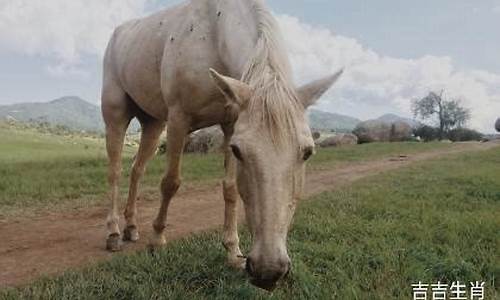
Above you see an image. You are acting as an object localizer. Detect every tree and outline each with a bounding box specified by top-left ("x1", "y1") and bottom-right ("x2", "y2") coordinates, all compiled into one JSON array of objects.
[{"x1": 412, "y1": 91, "x2": 470, "y2": 140}]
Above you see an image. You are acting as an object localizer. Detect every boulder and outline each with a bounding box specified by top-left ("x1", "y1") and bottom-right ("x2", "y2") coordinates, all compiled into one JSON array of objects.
[
  {"x1": 319, "y1": 133, "x2": 358, "y2": 147},
  {"x1": 184, "y1": 126, "x2": 224, "y2": 154},
  {"x1": 390, "y1": 121, "x2": 413, "y2": 142},
  {"x1": 353, "y1": 120, "x2": 412, "y2": 143}
]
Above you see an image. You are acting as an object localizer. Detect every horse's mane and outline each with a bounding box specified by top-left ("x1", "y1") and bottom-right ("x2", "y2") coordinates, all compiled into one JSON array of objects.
[{"x1": 241, "y1": 0, "x2": 304, "y2": 146}]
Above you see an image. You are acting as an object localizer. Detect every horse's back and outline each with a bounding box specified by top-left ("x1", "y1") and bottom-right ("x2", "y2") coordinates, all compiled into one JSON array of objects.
[
  {"x1": 103, "y1": 3, "x2": 191, "y2": 120},
  {"x1": 102, "y1": 0, "x2": 258, "y2": 127}
]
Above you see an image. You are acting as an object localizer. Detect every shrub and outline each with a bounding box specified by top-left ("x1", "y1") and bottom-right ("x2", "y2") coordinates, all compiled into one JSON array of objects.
[
  {"x1": 312, "y1": 131, "x2": 321, "y2": 140},
  {"x1": 414, "y1": 125, "x2": 483, "y2": 142},
  {"x1": 447, "y1": 128, "x2": 483, "y2": 142},
  {"x1": 413, "y1": 125, "x2": 440, "y2": 142}
]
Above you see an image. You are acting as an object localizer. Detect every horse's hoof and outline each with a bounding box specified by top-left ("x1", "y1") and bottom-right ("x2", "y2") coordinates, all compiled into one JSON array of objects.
[
  {"x1": 123, "y1": 225, "x2": 139, "y2": 242},
  {"x1": 106, "y1": 233, "x2": 122, "y2": 252},
  {"x1": 148, "y1": 232, "x2": 166, "y2": 250},
  {"x1": 228, "y1": 255, "x2": 246, "y2": 270}
]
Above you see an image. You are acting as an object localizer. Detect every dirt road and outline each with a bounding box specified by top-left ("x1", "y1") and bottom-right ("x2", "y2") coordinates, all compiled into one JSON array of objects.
[{"x1": 0, "y1": 142, "x2": 496, "y2": 287}]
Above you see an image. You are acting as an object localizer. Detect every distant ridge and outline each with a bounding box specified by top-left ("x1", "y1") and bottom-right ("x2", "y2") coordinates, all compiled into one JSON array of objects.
[
  {"x1": 307, "y1": 109, "x2": 361, "y2": 132},
  {"x1": 0, "y1": 96, "x2": 104, "y2": 132},
  {"x1": 0, "y1": 97, "x2": 417, "y2": 134},
  {"x1": 1, "y1": 99, "x2": 363, "y2": 133}
]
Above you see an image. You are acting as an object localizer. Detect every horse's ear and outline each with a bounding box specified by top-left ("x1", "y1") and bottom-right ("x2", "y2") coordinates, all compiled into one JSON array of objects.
[
  {"x1": 209, "y1": 68, "x2": 251, "y2": 107},
  {"x1": 297, "y1": 69, "x2": 343, "y2": 109}
]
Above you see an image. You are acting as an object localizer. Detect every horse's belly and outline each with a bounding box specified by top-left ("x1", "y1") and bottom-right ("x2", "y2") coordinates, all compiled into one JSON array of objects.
[
  {"x1": 117, "y1": 53, "x2": 169, "y2": 120},
  {"x1": 130, "y1": 91, "x2": 168, "y2": 121}
]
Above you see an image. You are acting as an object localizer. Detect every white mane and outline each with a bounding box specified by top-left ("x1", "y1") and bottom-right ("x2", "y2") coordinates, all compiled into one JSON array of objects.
[{"x1": 241, "y1": 0, "x2": 304, "y2": 146}]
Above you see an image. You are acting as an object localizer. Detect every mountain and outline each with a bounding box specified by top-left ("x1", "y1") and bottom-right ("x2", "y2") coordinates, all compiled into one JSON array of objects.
[
  {"x1": 307, "y1": 109, "x2": 361, "y2": 132},
  {"x1": 376, "y1": 113, "x2": 420, "y2": 128},
  {"x1": 0, "y1": 98, "x2": 385, "y2": 134},
  {"x1": 0, "y1": 96, "x2": 105, "y2": 132}
]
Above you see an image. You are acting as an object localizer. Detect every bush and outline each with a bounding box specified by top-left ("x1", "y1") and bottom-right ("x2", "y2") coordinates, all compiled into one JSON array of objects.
[
  {"x1": 447, "y1": 128, "x2": 483, "y2": 142},
  {"x1": 312, "y1": 131, "x2": 321, "y2": 140},
  {"x1": 413, "y1": 125, "x2": 440, "y2": 142},
  {"x1": 414, "y1": 125, "x2": 483, "y2": 142}
]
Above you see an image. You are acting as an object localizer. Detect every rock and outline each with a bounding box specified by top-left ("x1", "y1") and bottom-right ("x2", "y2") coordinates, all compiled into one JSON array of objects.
[
  {"x1": 319, "y1": 133, "x2": 358, "y2": 147},
  {"x1": 353, "y1": 120, "x2": 412, "y2": 143},
  {"x1": 184, "y1": 126, "x2": 224, "y2": 154},
  {"x1": 390, "y1": 121, "x2": 413, "y2": 142}
]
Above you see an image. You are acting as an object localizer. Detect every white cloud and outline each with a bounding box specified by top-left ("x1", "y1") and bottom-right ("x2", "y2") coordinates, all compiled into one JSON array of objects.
[
  {"x1": 277, "y1": 15, "x2": 500, "y2": 133},
  {"x1": 0, "y1": 0, "x2": 150, "y2": 72},
  {"x1": 0, "y1": 2, "x2": 498, "y2": 132}
]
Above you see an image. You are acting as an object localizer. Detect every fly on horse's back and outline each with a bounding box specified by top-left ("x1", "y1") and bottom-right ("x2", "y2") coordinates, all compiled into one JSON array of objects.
[{"x1": 101, "y1": 0, "x2": 342, "y2": 290}]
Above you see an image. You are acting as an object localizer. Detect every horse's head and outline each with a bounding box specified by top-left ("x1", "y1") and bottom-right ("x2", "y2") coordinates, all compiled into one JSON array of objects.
[{"x1": 210, "y1": 68, "x2": 342, "y2": 290}]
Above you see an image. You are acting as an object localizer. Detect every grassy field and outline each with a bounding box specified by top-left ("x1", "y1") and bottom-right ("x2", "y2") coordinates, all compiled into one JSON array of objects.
[
  {"x1": 0, "y1": 126, "x2": 451, "y2": 217},
  {"x1": 0, "y1": 126, "x2": 222, "y2": 216},
  {"x1": 1, "y1": 144, "x2": 498, "y2": 299}
]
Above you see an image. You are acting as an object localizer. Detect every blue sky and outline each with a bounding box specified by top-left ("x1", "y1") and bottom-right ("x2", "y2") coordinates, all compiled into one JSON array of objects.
[
  {"x1": 266, "y1": 0, "x2": 500, "y2": 73},
  {"x1": 0, "y1": 0, "x2": 499, "y2": 131}
]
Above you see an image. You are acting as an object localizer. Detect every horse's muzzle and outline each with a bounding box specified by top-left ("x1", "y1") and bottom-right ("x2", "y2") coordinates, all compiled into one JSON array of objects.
[{"x1": 246, "y1": 257, "x2": 291, "y2": 291}]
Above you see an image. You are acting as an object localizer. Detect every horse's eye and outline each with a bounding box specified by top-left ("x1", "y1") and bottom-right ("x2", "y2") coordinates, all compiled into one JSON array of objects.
[
  {"x1": 231, "y1": 145, "x2": 243, "y2": 161},
  {"x1": 303, "y1": 147, "x2": 314, "y2": 161}
]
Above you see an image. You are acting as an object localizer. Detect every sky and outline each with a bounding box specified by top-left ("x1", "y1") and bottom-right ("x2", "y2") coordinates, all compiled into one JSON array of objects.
[{"x1": 0, "y1": 0, "x2": 499, "y2": 132}]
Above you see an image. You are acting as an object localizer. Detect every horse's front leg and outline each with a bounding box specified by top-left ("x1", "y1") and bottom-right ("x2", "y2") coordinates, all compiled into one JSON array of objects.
[
  {"x1": 221, "y1": 124, "x2": 245, "y2": 269},
  {"x1": 149, "y1": 112, "x2": 189, "y2": 248}
]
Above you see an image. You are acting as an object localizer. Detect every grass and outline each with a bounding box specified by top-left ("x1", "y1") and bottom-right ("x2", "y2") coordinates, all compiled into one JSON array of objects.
[
  {"x1": 1, "y1": 145, "x2": 498, "y2": 299},
  {"x1": 0, "y1": 126, "x2": 223, "y2": 216},
  {"x1": 310, "y1": 141, "x2": 450, "y2": 169},
  {"x1": 0, "y1": 125, "x2": 450, "y2": 217}
]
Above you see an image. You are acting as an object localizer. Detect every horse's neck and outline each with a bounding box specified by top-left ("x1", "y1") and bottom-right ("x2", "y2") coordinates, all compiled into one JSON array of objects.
[
  {"x1": 215, "y1": 0, "x2": 293, "y2": 86},
  {"x1": 215, "y1": 0, "x2": 261, "y2": 79}
]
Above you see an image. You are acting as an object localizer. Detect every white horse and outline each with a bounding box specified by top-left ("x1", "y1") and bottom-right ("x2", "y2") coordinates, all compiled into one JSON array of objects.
[{"x1": 101, "y1": 0, "x2": 342, "y2": 290}]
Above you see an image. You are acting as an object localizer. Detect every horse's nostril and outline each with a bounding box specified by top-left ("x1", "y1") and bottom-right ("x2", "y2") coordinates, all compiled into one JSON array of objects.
[{"x1": 250, "y1": 278, "x2": 278, "y2": 291}]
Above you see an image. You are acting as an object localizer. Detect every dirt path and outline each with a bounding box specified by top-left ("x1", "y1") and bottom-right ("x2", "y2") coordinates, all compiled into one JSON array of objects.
[{"x1": 0, "y1": 142, "x2": 496, "y2": 287}]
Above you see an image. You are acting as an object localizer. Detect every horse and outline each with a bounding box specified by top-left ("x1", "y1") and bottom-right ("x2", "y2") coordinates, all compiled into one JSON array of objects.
[
  {"x1": 101, "y1": 0, "x2": 342, "y2": 290},
  {"x1": 495, "y1": 118, "x2": 500, "y2": 132}
]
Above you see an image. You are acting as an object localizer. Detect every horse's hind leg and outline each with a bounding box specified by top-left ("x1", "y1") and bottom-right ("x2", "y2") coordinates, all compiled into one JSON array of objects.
[
  {"x1": 123, "y1": 117, "x2": 165, "y2": 242},
  {"x1": 102, "y1": 86, "x2": 132, "y2": 252}
]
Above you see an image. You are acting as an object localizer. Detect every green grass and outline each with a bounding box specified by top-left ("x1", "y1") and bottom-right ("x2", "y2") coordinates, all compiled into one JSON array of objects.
[
  {"x1": 2, "y1": 145, "x2": 498, "y2": 299},
  {"x1": 0, "y1": 126, "x2": 450, "y2": 217},
  {"x1": 310, "y1": 141, "x2": 450, "y2": 169},
  {"x1": 0, "y1": 127, "x2": 223, "y2": 216}
]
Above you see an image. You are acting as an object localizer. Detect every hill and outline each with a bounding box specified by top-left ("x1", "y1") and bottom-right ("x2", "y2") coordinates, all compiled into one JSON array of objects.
[
  {"x1": 0, "y1": 96, "x2": 104, "y2": 132},
  {"x1": 0, "y1": 99, "x2": 417, "y2": 134},
  {"x1": 308, "y1": 109, "x2": 360, "y2": 132},
  {"x1": 1, "y1": 98, "x2": 362, "y2": 134}
]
